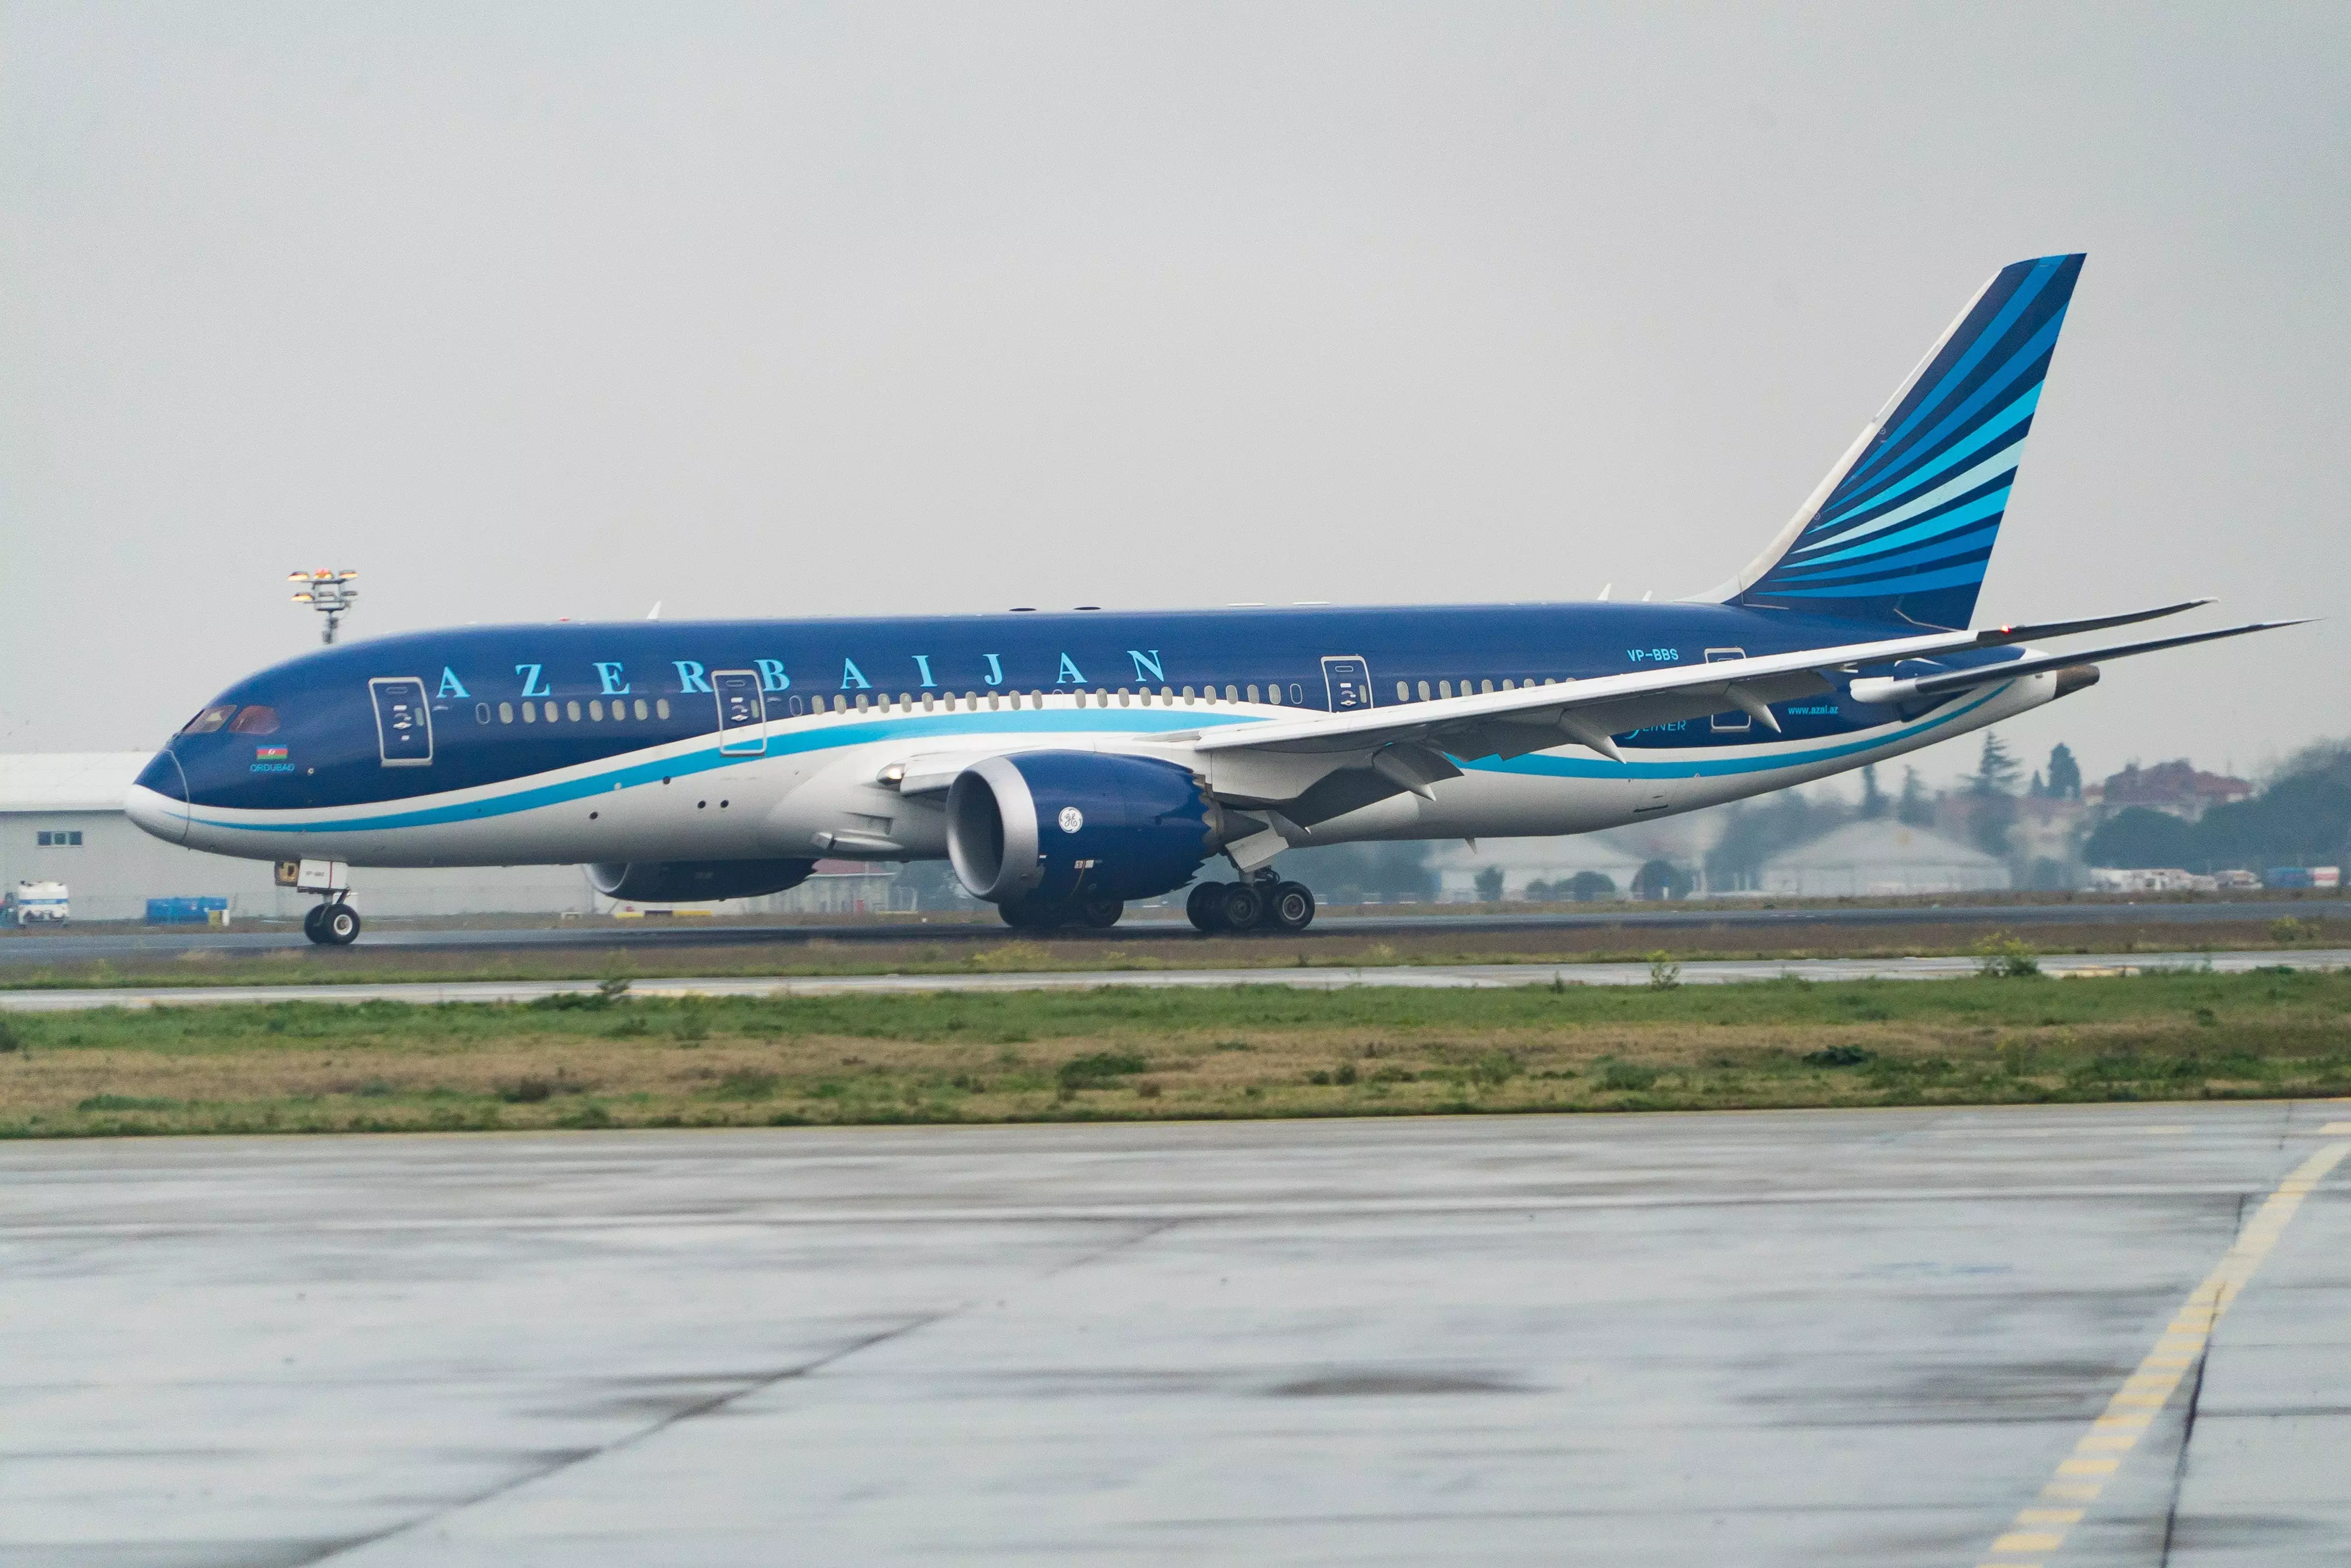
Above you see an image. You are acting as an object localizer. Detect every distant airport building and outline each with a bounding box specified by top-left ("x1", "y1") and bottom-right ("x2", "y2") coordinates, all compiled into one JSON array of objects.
[
  {"x1": 2084, "y1": 760, "x2": 2251, "y2": 822},
  {"x1": 1756, "y1": 820, "x2": 2010, "y2": 897},
  {"x1": 0, "y1": 753, "x2": 595, "y2": 922}
]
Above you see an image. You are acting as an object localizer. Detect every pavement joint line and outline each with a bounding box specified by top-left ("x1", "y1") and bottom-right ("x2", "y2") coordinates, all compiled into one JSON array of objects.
[
  {"x1": 1972, "y1": 1137, "x2": 2351, "y2": 1568},
  {"x1": 0, "y1": 1178, "x2": 2306, "y2": 1239}
]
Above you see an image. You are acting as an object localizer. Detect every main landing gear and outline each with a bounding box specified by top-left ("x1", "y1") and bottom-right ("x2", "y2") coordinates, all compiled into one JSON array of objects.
[
  {"x1": 997, "y1": 893, "x2": 1124, "y2": 932},
  {"x1": 302, "y1": 897, "x2": 361, "y2": 946},
  {"x1": 1187, "y1": 870, "x2": 1315, "y2": 934}
]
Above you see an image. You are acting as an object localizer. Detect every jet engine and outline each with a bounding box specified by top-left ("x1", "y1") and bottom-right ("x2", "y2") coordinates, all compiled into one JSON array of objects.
[
  {"x1": 587, "y1": 859, "x2": 818, "y2": 903},
  {"x1": 946, "y1": 752, "x2": 1219, "y2": 905}
]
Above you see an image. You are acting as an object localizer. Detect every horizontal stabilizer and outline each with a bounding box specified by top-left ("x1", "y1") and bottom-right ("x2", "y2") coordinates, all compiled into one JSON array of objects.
[
  {"x1": 1848, "y1": 619, "x2": 2307, "y2": 705},
  {"x1": 1968, "y1": 599, "x2": 2211, "y2": 648}
]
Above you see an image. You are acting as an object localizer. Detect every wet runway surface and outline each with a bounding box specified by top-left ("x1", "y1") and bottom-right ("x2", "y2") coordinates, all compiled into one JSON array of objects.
[
  {"x1": 4, "y1": 946, "x2": 2345, "y2": 1013},
  {"x1": 6, "y1": 1104, "x2": 2349, "y2": 1565},
  {"x1": 0, "y1": 896, "x2": 2316, "y2": 965}
]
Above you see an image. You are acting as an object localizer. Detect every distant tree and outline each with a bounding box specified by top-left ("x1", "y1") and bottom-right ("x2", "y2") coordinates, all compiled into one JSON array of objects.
[
  {"x1": 2025, "y1": 856, "x2": 2072, "y2": 891},
  {"x1": 1568, "y1": 870, "x2": 1617, "y2": 902},
  {"x1": 1703, "y1": 786, "x2": 1850, "y2": 890},
  {"x1": 1278, "y1": 840, "x2": 1438, "y2": 904},
  {"x1": 2028, "y1": 770, "x2": 2045, "y2": 798},
  {"x1": 2084, "y1": 806, "x2": 2199, "y2": 869},
  {"x1": 2192, "y1": 769, "x2": 2351, "y2": 872},
  {"x1": 1973, "y1": 731, "x2": 2022, "y2": 796},
  {"x1": 1473, "y1": 864, "x2": 1506, "y2": 903},
  {"x1": 2078, "y1": 745, "x2": 2351, "y2": 874},
  {"x1": 1968, "y1": 732, "x2": 2022, "y2": 857},
  {"x1": 1632, "y1": 858, "x2": 1694, "y2": 900},
  {"x1": 1524, "y1": 879, "x2": 1556, "y2": 902},
  {"x1": 1897, "y1": 767, "x2": 1933, "y2": 826},
  {"x1": 1858, "y1": 763, "x2": 1887, "y2": 819},
  {"x1": 890, "y1": 859, "x2": 976, "y2": 910},
  {"x1": 2046, "y1": 742, "x2": 2082, "y2": 800}
]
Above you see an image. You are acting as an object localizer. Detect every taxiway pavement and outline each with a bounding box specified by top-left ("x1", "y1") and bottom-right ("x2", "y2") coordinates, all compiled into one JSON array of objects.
[
  {"x1": 2, "y1": 946, "x2": 2343, "y2": 1012},
  {"x1": 6, "y1": 1104, "x2": 2349, "y2": 1564},
  {"x1": 0, "y1": 894, "x2": 2320, "y2": 965}
]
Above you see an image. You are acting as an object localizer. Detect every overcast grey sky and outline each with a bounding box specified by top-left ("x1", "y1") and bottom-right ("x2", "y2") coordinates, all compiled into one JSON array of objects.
[{"x1": 4, "y1": 3, "x2": 2345, "y2": 786}]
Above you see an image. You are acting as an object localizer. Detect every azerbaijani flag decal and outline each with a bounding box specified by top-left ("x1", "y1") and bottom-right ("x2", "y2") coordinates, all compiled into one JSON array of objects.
[{"x1": 254, "y1": 746, "x2": 289, "y2": 760}]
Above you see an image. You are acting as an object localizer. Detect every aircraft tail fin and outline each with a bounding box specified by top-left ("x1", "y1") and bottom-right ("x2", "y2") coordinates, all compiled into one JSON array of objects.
[{"x1": 1720, "y1": 252, "x2": 2085, "y2": 629}]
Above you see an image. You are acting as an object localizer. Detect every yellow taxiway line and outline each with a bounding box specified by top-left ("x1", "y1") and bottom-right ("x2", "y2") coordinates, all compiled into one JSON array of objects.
[{"x1": 1974, "y1": 1135, "x2": 2350, "y2": 1566}]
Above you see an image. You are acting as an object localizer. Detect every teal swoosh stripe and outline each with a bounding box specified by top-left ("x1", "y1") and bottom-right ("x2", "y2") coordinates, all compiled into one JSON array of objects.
[
  {"x1": 1763, "y1": 560, "x2": 1991, "y2": 599},
  {"x1": 1845, "y1": 256, "x2": 2062, "y2": 490},
  {"x1": 1770, "y1": 520, "x2": 2001, "y2": 587},
  {"x1": 1816, "y1": 381, "x2": 2039, "y2": 531},
  {"x1": 1779, "y1": 487, "x2": 2011, "y2": 574},
  {"x1": 189, "y1": 707, "x2": 1254, "y2": 836},
  {"x1": 189, "y1": 688, "x2": 2012, "y2": 838}
]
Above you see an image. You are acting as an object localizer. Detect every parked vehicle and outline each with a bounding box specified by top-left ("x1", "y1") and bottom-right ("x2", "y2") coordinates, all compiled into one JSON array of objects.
[{"x1": 5, "y1": 880, "x2": 71, "y2": 924}]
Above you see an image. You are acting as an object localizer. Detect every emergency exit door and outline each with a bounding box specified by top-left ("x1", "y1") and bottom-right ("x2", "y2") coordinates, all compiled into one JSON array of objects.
[
  {"x1": 712, "y1": 669, "x2": 768, "y2": 755},
  {"x1": 1321, "y1": 656, "x2": 1375, "y2": 713},
  {"x1": 369, "y1": 677, "x2": 433, "y2": 766}
]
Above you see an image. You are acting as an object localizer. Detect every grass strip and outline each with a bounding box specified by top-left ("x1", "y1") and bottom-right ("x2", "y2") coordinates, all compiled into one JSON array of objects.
[{"x1": 0, "y1": 967, "x2": 2344, "y2": 1139}]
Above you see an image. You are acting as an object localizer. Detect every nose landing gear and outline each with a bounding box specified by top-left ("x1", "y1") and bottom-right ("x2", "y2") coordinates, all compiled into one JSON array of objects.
[
  {"x1": 302, "y1": 897, "x2": 361, "y2": 946},
  {"x1": 1186, "y1": 870, "x2": 1314, "y2": 934}
]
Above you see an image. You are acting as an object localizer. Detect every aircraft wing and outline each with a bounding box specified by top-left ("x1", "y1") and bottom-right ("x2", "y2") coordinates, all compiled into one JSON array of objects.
[{"x1": 1186, "y1": 601, "x2": 2285, "y2": 818}]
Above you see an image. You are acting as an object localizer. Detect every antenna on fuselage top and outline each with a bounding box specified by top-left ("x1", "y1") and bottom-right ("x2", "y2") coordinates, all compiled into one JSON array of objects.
[
  {"x1": 288, "y1": 569, "x2": 358, "y2": 644},
  {"x1": 1597, "y1": 583, "x2": 1611, "y2": 601},
  {"x1": 646, "y1": 601, "x2": 662, "y2": 620}
]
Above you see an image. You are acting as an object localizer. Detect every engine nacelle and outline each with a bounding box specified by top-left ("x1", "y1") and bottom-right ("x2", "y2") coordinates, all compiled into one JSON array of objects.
[
  {"x1": 947, "y1": 752, "x2": 1217, "y2": 904},
  {"x1": 587, "y1": 859, "x2": 817, "y2": 903}
]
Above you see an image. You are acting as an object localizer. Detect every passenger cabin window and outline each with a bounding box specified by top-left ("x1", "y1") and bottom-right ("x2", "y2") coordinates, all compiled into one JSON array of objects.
[
  {"x1": 180, "y1": 704, "x2": 237, "y2": 734},
  {"x1": 227, "y1": 705, "x2": 280, "y2": 734},
  {"x1": 37, "y1": 830, "x2": 83, "y2": 846}
]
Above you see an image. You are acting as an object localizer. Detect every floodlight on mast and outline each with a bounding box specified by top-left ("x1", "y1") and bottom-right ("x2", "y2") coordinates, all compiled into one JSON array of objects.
[{"x1": 289, "y1": 569, "x2": 359, "y2": 644}]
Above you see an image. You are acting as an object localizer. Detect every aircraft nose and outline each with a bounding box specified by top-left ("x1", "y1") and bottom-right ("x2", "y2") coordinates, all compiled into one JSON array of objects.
[{"x1": 126, "y1": 749, "x2": 190, "y2": 845}]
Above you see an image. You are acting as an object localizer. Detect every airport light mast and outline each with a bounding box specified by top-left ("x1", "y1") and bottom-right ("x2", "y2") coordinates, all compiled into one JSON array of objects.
[{"x1": 289, "y1": 569, "x2": 359, "y2": 644}]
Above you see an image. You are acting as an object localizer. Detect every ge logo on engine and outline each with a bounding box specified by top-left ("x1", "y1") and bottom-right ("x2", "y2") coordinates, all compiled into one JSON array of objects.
[{"x1": 1058, "y1": 806, "x2": 1084, "y2": 834}]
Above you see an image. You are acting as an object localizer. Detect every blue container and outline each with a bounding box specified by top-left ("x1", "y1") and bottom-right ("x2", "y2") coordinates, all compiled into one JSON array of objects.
[
  {"x1": 146, "y1": 896, "x2": 229, "y2": 924},
  {"x1": 2263, "y1": 867, "x2": 2314, "y2": 890}
]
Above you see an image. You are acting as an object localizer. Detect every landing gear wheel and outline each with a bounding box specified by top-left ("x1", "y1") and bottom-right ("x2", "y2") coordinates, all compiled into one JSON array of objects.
[
  {"x1": 1269, "y1": 881, "x2": 1316, "y2": 933},
  {"x1": 1217, "y1": 882, "x2": 1265, "y2": 932},
  {"x1": 1185, "y1": 882, "x2": 1227, "y2": 934},
  {"x1": 302, "y1": 904, "x2": 329, "y2": 944},
  {"x1": 1077, "y1": 896, "x2": 1124, "y2": 930},
  {"x1": 320, "y1": 904, "x2": 361, "y2": 946}
]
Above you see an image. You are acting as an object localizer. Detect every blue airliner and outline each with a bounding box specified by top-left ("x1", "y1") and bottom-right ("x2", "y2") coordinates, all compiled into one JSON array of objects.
[{"x1": 128, "y1": 254, "x2": 2289, "y2": 943}]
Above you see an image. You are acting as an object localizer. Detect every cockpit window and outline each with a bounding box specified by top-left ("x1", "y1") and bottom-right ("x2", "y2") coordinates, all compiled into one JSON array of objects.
[
  {"x1": 227, "y1": 705, "x2": 281, "y2": 734},
  {"x1": 180, "y1": 704, "x2": 238, "y2": 734}
]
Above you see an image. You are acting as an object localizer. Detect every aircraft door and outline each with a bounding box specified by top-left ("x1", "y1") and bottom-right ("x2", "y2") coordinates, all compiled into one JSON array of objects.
[
  {"x1": 712, "y1": 669, "x2": 768, "y2": 755},
  {"x1": 369, "y1": 678, "x2": 434, "y2": 766},
  {"x1": 1321, "y1": 656, "x2": 1374, "y2": 713}
]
